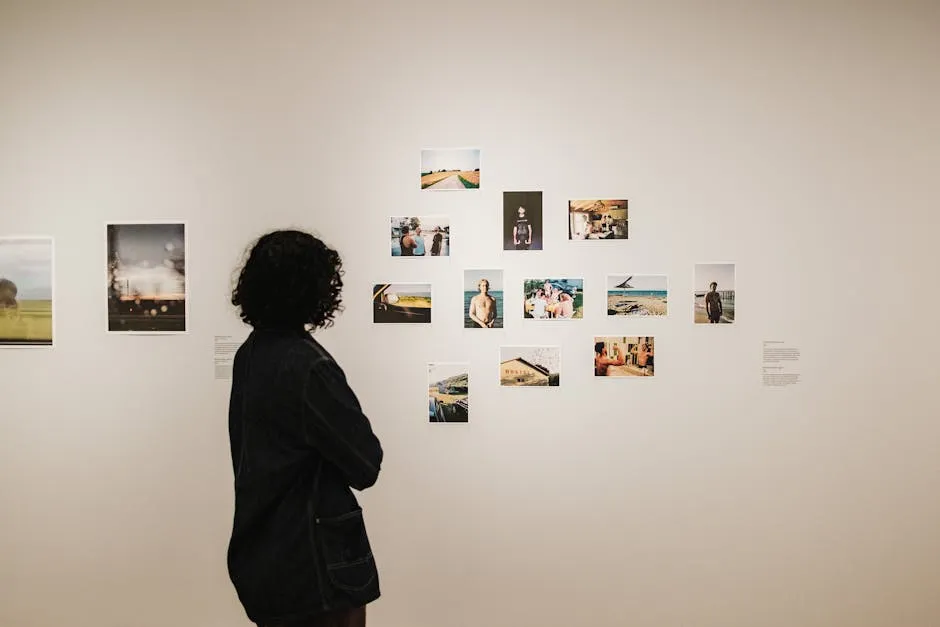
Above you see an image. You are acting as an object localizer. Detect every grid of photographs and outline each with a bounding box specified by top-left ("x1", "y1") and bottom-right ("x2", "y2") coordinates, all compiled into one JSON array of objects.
[
  {"x1": 380, "y1": 148, "x2": 738, "y2": 417},
  {"x1": 2, "y1": 146, "x2": 739, "y2": 427}
]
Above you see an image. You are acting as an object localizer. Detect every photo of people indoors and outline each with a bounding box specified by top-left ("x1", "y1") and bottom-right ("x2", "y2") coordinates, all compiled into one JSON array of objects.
[
  {"x1": 523, "y1": 278, "x2": 583, "y2": 320},
  {"x1": 390, "y1": 216, "x2": 450, "y2": 257},
  {"x1": 464, "y1": 269, "x2": 503, "y2": 328},
  {"x1": 594, "y1": 336, "x2": 655, "y2": 377},
  {"x1": 694, "y1": 263, "x2": 735, "y2": 324},
  {"x1": 568, "y1": 199, "x2": 628, "y2": 240}
]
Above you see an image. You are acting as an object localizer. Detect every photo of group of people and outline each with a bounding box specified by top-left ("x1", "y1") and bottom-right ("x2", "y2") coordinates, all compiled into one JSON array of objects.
[
  {"x1": 523, "y1": 278, "x2": 584, "y2": 320},
  {"x1": 390, "y1": 216, "x2": 450, "y2": 257},
  {"x1": 594, "y1": 336, "x2": 655, "y2": 377}
]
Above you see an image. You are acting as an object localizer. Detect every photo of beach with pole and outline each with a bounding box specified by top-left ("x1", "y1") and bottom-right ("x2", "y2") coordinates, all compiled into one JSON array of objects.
[{"x1": 606, "y1": 274, "x2": 667, "y2": 317}]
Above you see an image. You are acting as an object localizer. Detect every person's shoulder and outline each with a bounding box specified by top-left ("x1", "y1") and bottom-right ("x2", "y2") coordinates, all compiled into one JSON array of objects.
[{"x1": 280, "y1": 334, "x2": 335, "y2": 375}]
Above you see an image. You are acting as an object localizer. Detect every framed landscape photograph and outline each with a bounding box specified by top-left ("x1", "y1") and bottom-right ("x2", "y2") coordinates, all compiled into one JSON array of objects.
[
  {"x1": 420, "y1": 148, "x2": 480, "y2": 190},
  {"x1": 0, "y1": 236, "x2": 54, "y2": 347},
  {"x1": 372, "y1": 283, "x2": 432, "y2": 324}
]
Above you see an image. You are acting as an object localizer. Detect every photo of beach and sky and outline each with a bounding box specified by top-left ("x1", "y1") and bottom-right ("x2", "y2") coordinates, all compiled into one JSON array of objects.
[
  {"x1": 694, "y1": 263, "x2": 735, "y2": 324},
  {"x1": 523, "y1": 278, "x2": 583, "y2": 319},
  {"x1": 464, "y1": 269, "x2": 503, "y2": 329},
  {"x1": 607, "y1": 274, "x2": 667, "y2": 316},
  {"x1": 420, "y1": 148, "x2": 480, "y2": 190},
  {"x1": 390, "y1": 216, "x2": 450, "y2": 257},
  {"x1": 499, "y1": 346, "x2": 561, "y2": 386},
  {"x1": 428, "y1": 363, "x2": 469, "y2": 423},
  {"x1": 106, "y1": 223, "x2": 186, "y2": 333},
  {"x1": 373, "y1": 283, "x2": 432, "y2": 324},
  {"x1": 0, "y1": 237, "x2": 54, "y2": 346}
]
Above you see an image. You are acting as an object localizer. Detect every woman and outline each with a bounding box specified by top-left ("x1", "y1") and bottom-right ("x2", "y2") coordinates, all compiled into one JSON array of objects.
[
  {"x1": 430, "y1": 232, "x2": 443, "y2": 256},
  {"x1": 228, "y1": 230, "x2": 384, "y2": 627}
]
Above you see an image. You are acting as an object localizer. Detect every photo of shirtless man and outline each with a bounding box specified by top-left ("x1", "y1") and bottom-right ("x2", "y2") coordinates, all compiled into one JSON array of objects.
[
  {"x1": 468, "y1": 278, "x2": 498, "y2": 328},
  {"x1": 464, "y1": 269, "x2": 504, "y2": 329}
]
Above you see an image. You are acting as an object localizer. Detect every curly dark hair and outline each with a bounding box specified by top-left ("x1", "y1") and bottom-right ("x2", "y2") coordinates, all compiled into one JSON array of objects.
[{"x1": 231, "y1": 230, "x2": 344, "y2": 330}]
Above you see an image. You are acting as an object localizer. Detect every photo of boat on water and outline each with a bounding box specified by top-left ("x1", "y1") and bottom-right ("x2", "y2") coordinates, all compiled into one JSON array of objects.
[
  {"x1": 606, "y1": 274, "x2": 667, "y2": 316},
  {"x1": 372, "y1": 283, "x2": 432, "y2": 324}
]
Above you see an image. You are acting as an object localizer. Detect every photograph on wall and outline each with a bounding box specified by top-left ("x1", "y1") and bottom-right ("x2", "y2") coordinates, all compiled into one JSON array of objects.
[
  {"x1": 594, "y1": 336, "x2": 655, "y2": 377},
  {"x1": 499, "y1": 345, "x2": 560, "y2": 387},
  {"x1": 390, "y1": 216, "x2": 450, "y2": 257},
  {"x1": 106, "y1": 222, "x2": 186, "y2": 333},
  {"x1": 373, "y1": 283, "x2": 432, "y2": 324},
  {"x1": 503, "y1": 191, "x2": 543, "y2": 251},
  {"x1": 0, "y1": 237, "x2": 54, "y2": 346},
  {"x1": 523, "y1": 278, "x2": 583, "y2": 319},
  {"x1": 568, "y1": 199, "x2": 628, "y2": 240},
  {"x1": 428, "y1": 363, "x2": 469, "y2": 423},
  {"x1": 694, "y1": 263, "x2": 735, "y2": 324},
  {"x1": 464, "y1": 269, "x2": 503, "y2": 329},
  {"x1": 607, "y1": 274, "x2": 667, "y2": 316},
  {"x1": 420, "y1": 148, "x2": 480, "y2": 190}
]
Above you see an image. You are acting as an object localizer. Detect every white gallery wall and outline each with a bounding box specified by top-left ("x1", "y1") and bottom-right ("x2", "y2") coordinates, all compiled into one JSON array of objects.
[{"x1": 1, "y1": 1, "x2": 939, "y2": 626}]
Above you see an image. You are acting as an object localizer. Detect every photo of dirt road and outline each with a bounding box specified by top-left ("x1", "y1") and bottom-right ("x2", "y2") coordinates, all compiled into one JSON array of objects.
[{"x1": 421, "y1": 148, "x2": 480, "y2": 190}]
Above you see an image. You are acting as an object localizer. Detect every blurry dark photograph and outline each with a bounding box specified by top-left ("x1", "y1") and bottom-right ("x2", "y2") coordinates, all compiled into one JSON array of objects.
[{"x1": 107, "y1": 222, "x2": 187, "y2": 333}]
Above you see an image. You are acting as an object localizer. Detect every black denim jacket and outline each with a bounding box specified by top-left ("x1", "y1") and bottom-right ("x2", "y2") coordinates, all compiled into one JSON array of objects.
[{"x1": 227, "y1": 328, "x2": 383, "y2": 625}]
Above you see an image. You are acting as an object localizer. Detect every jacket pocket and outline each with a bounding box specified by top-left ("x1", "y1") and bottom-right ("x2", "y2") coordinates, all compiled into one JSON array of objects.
[{"x1": 315, "y1": 508, "x2": 378, "y2": 596}]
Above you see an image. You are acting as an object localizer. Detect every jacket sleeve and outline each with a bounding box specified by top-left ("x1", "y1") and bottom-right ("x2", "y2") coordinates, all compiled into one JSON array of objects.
[{"x1": 301, "y1": 358, "x2": 384, "y2": 491}]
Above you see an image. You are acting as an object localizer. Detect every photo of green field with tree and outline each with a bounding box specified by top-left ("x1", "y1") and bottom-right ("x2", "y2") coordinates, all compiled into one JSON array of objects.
[{"x1": 0, "y1": 237, "x2": 54, "y2": 346}]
